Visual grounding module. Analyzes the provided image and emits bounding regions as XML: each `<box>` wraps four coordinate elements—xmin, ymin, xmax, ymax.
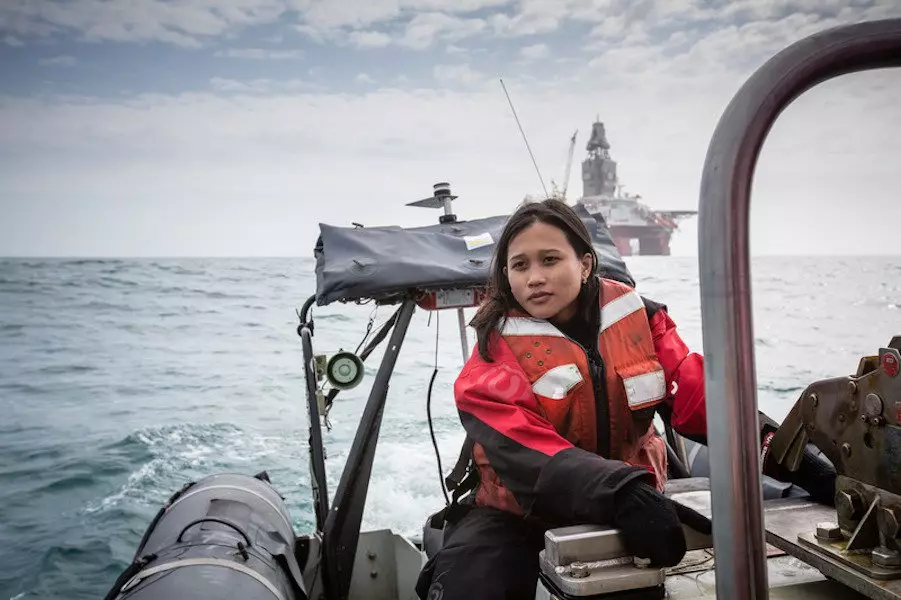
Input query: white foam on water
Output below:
<box><xmin>82</xmin><ymin>423</ymin><xmax>293</xmax><ymax>515</ymax></box>
<box><xmin>358</xmin><ymin>430</ymin><xmax>467</xmax><ymax>539</ymax></box>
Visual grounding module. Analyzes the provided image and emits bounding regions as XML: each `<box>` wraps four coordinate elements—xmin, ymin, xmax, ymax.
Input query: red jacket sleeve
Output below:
<box><xmin>647</xmin><ymin>307</ymin><xmax>707</xmax><ymax>440</ymax></box>
<box><xmin>455</xmin><ymin>335</ymin><xmax>649</xmax><ymax>525</ymax></box>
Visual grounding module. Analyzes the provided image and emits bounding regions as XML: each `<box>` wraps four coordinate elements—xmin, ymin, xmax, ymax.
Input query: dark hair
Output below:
<box><xmin>470</xmin><ymin>198</ymin><xmax>600</xmax><ymax>362</ymax></box>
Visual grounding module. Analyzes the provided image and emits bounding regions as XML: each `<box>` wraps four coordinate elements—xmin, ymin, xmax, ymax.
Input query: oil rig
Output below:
<box><xmin>574</xmin><ymin>120</ymin><xmax>697</xmax><ymax>256</ymax></box>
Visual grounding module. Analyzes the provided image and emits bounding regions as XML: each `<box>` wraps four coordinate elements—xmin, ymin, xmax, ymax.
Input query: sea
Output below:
<box><xmin>0</xmin><ymin>255</ymin><xmax>898</xmax><ymax>599</ymax></box>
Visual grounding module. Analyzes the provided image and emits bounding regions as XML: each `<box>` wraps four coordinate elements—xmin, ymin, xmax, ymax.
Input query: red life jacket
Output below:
<box><xmin>471</xmin><ymin>277</ymin><xmax>669</xmax><ymax>515</ymax></box>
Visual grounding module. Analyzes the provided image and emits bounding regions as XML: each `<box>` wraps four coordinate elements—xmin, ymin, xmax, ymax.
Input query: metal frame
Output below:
<box><xmin>698</xmin><ymin>18</ymin><xmax>901</xmax><ymax>599</ymax></box>
<box><xmin>300</xmin><ymin>296</ymin><xmax>417</xmax><ymax>600</ymax></box>
<box><xmin>299</xmin><ymin>274</ymin><xmax>476</xmax><ymax>600</ymax></box>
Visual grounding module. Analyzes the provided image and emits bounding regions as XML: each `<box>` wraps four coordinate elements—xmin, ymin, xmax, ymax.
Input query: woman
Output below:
<box><xmin>415</xmin><ymin>198</ymin><xmax>836</xmax><ymax>600</ymax></box>
<box><xmin>415</xmin><ymin>199</ymin><xmax>710</xmax><ymax>599</ymax></box>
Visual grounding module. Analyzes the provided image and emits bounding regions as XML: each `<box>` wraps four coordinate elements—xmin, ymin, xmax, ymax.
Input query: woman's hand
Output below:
<box><xmin>611</xmin><ymin>479</ymin><xmax>703</xmax><ymax>567</ymax></box>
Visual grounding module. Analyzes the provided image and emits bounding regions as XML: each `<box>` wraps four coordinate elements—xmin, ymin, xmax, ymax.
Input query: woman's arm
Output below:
<box><xmin>643</xmin><ymin>299</ymin><xmax>707</xmax><ymax>442</ymax></box>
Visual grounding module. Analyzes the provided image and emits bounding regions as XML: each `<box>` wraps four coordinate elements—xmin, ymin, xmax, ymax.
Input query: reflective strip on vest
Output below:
<box><xmin>531</xmin><ymin>363</ymin><xmax>583</xmax><ymax>400</ymax></box>
<box><xmin>622</xmin><ymin>370</ymin><xmax>667</xmax><ymax>409</ymax></box>
<box><xmin>600</xmin><ymin>290</ymin><xmax>644</xmax><ymax>333</ymax></box>
<box><xmin>500</xmin><ymin>317</ymin><xmax>566</xmax><ymax>337</ymax></box>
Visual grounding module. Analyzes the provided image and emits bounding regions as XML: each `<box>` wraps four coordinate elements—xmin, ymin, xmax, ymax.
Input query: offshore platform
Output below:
<box><xmin>576</xmin><ymin>120</ymin><xmax>697</xmax><ymax>256</ymax></box>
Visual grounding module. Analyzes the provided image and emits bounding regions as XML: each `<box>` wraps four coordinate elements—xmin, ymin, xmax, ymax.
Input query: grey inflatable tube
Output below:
<box><xmin>681</xmin><ymin>438</ymin><xmax>808</xmax><ymax>500</ymax></box>
<box><xmin>105</xmin><ymin>472</ymin><xmax>307</xmax><ymax>600</ymax></box>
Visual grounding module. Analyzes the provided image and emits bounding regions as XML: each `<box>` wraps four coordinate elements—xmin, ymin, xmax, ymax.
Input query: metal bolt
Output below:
<box><xmin>874</xmin><ymin>416</ymin><xmax>886</xmax><ymax>427</ymax></box>
<box><xmin>842</xmin><ymin>443</ymin><xmax>852</xmax><ymax>458</ymax></box>
<box><xmin>872</xmin><ymin>547</ymin><xmax>901</xmax><ymax>568</ymax></box>
<box><xmin>836</xmin><ymin>489</ymin><xmax>864</xmax><ymax>521</ymax></box>
<box><xmin>816</xmin><ymin>522</ymin><xmax>843</xmax><ymax>541</ymax></box>
<box><xmin>861</xmin><ymin>414</ymin><xmax>870</xmax><ymax>424</ymax></box>
<box><xmin>569</xmin><ymin>562</ymin><xmax>591</xmax><ymax>578</ymax></box>
<box><xmin>848</xmin><ymin>380</ymin><xmax>859</xmax><ymax>394</ymax></box>
<box><xmin>808</xmin><ymin>393</ymin><xmax>819</xmax><ymax>408</ymax></box>
<box><xmin>880</xmin><ymin>507</ymin><xmax>901</xmax><ymax>539</ymax></box>
<box><xmin>839</xmin><ymin>413</ymin><xmax>846</xmax><ymax>422</ymax></box>
<box><xmin>370</xmin><ymin>570</ymin><xmax>378</xmax><ymax>578</ymax></box>
<box><xmin>865</xmin><ymin>393</ymin><xmax>885</xmax><ymax>417</ymax></box>
<box><xmin>367</xmin><ymin>551</ymin><xmax>376</xmax><ymax>560</ymax></box>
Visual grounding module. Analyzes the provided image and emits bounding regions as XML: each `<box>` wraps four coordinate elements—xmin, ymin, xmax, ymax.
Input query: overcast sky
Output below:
<box><xmin>1</xmin><ymin>0</ymin><xmax>899</xmax><ymax>257</ymax></box>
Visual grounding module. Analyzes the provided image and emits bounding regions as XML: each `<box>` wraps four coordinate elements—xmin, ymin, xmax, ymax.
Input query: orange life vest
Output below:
<box><xmin>472</xmin><ymin>277</ymin><xmax>669</xmax><ymax>515</ymax></box>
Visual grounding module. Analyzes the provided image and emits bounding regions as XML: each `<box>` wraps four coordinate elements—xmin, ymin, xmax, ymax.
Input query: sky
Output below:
<box><xmin>1</xmin><ymin>0</ymin><xmax>900</xmax><ymax>257</ymax></box>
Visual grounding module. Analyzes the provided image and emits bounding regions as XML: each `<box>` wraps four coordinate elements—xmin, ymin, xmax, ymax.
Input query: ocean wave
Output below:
<box><xmin>153</xmin><ymin>285</ymin><xmax>253</xmax><ymax>300</ymax></box>
<box><xmin>63</xmin><ymin>259</ymin><xmax>126</xmax><ymax>267</ymax></box>
<box><xmin>97</xmin><ymin>276</ymin><xmax>139</xmax><ymax>288</ymax></box>
<box><xmin>78</xmin><ymin>300</ymin><xmax>135</xmax><ymax>312</ymax></box>
<box><xmin>82</xmin><ymin>423</ymin><xmax>289</xmax><ymax>515</ymax></box>
<box><xmin>148</xmin><ymin>263</ymin><xmax>208</xmax><ymax>276</ymax></box>
<box><xmin>29</xmin><ymin>364</ymin><xmax>97</xmax><ymax>376</ymax></box>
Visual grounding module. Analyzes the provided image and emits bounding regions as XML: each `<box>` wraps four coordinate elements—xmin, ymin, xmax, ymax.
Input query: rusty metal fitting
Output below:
<box><xmin>569</xmin><ymin>562</ymin><xmax>591</xmax><ymax>578</ymax></box>
<box><xmin>880</xmin><ymin>507</ymin><xmax>901</xmax><ymax>539</ymax></box>
<box><xmin>816</xmin><ymin>522</ymin><xmax>843</xmax><ymax>541</ymax></box>
<box><xmin>836</xmin><ymin>489</ymin><xmax>864</xmax><ymax>521</ymax></box>
<box><xmin>872</xmin><ymin>547</ymin><xmax>901</xmax><ymax>568</ymax></box>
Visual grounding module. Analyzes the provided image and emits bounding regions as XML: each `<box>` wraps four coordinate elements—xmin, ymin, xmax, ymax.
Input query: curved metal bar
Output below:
<box><xmin>698</xmin><ymin>18</ymin><xmax>901</xmax><ymax>599</ymax></box>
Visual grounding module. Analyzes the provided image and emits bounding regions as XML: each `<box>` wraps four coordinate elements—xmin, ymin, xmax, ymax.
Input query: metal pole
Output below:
<box><xmin>457</xmin><ymin>307</ymin><xmax>469</xmax><ymax>362</ymax></box>
<box><xmin>298</xmin><ymin>294</ymin><xmax>330</xmax><ymax>533</ymax></box>
<box><xmin>300</xmin><ymin>325</ymin><xmax>329</xmax><ymax>532</ymax></box>
<box><xmin>698</xmin><ymin>18</ymin><xmax>901</xmax><ymax>600</ymax></box>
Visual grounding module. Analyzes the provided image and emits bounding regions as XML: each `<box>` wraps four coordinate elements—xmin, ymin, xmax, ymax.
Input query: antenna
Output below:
<box><xmin>499</xmin><ymin>77</ymin><xmax>549</xmax><ymax>199</ymax></box>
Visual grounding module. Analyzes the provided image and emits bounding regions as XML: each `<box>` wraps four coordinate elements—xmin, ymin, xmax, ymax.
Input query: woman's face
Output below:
<box><xmin>506</xmin><ymin>221</ymin><xmax>592</xmax><ymax>322</ymax></box>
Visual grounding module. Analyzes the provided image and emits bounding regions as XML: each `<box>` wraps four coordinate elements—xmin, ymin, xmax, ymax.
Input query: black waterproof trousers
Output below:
<box><xmin>415</xmin><ymin>506</ymin><xmax>547</xmax><ymax>600</ymax></box>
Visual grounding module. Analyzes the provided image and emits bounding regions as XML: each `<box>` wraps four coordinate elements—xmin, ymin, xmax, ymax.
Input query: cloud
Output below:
<box><xmin>488</xmin><ymin>10</ymin><xmax>561</xmax><ymax>37</ymax></box>
<box><xmin>399</xmin><ymin>12</ymin><xmax>488</xmax><ymax>49</ymax></box>
<box><xmin>348</xmin><ymin>29</ymin><xmax>392</xmax><ymax>48</ymax></box>
<box><xmin>432</xmin><ymin>63</ymin><xmax>487</xmax><ymax>86</ymax></box>
<box><xmin>0</xmin><ymin>0</ymin><xmax>514</xmax><ymax>48</ymax></box>
<box><xmin>519</xmin><ymin>43</ymin><xmax>548</xmax><ymax>60</ymax></box>
<box><xmin>1</xmin><ymin>0</ymin><xmax>900</xmax><ymax>257</ymax></box>
<box><xmin>4</xmin><ymin>73</ymin><xmax>898</xmax><ymax>257</ymax></box>
<box><xmin>0</xmin><ymin>0</ymin><xmax>288</xmax><ymax>46</ymax></box>
<box><xmin>214</xmin><ymin>48</ymin><xmax>305</xmax><ymax>59</ymax></box>
<box><xmin>4</xmin><ymin>34</ymin><xmax>24</xmax><ymax>46</ymax></box>
<box><xmin>296</xmin><ymin>10</ymin><xmax>493</xmax><ymax>50</ymax></box>
<box><xmin>38</xmin><ymin>54</ymin><xmax>77</xmax><ymax>67</ymax></box>
<box><xmin>208</xmin><ymin>76</ymin><xmax>324</xmax><ymax>93</ymax></box>
<box><xmin>295</xmin><ymin>0</ymin><xmax>510</xmax><ymax>34</ymax></box>
<box><xmin>3</xmin><ymin>0</ymin><xmax>897</xmax><ymax>53</ymax></box>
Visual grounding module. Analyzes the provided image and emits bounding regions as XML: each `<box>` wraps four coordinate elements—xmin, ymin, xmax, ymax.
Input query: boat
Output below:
<box><xmin>104</xmin><ymin>18</ymin><xmax>901</xmax><ymax>600</ymax></box>
<box><xmin>577</xmin><ymin>120</ymin><xmax>697</xmax><ymax>257</ymax></box>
